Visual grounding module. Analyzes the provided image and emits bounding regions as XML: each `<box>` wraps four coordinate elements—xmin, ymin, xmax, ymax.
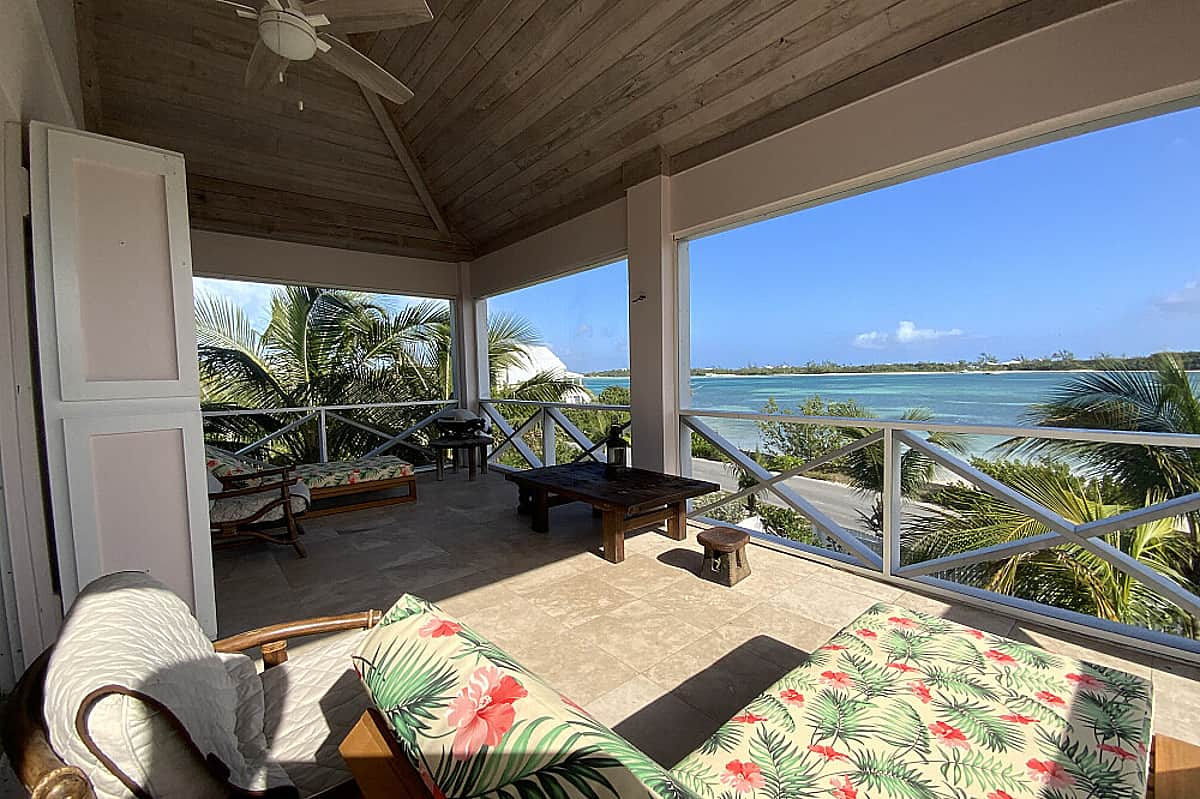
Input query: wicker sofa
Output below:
<box><xmin>206</xmin><ymin>446</ymin><xmax>417</xmax><ymax>517</ymax></box>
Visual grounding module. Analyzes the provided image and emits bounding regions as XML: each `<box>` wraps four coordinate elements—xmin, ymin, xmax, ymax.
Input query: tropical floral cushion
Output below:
<box><xmin>672</xmin><ymin>602</ymin><xmax>1154</xmax><ymax>799</ymax></box>
<box><xmin>353</xmin><ymin>594</ymin><xmax>698</xmax><ymax>799</ymax></box>
<box><xmin>291</xmin><ymin>456</ymin><xmax>413</xmax><ymax>490</ymax></box>
<box><xmin>205</xmin><ymin>445</ymin><xmax>260</xmax><ymax>478</ymax></box>
<box><xmin>209</xmin><ymin>480</ymin><xmax>310</xmax><ymax>524</ymax></box>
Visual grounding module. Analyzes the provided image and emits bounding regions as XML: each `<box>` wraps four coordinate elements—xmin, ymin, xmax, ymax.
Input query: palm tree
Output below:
<box><xmin>906</xmin><ymin>472</ymin><xmax>1198</xmax><ymax>638</ymax></box>
<box><xmin>196</xmin><ymin>286</ymin><xmax>582</xmax><ymax>463</ymax></box>
<box><xmin>1004</xmin><ymin>352</ymin><xmax>1200</xmax><ymax>504</ymax></box>
<box><xmin>839</xmin><ymin>408</ymin><xmax>969</xmax><ymax>532</ymax></box>
<box><xmin>1001</xmin><ymin>352</ymin><xmax>1200</xmax><ymax>581</ymax></box>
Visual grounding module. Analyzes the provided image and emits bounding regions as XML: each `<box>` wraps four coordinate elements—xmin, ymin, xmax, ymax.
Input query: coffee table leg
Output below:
<box><xmin>667</xmin><ymin>501</ymin><xmax>687</xmax><ymax>541</ymax></box>
<box><xmin>532</xmin><ymin>489</ymin><xmax>550</xmax><ymax>533</ymax></box>
<box><xmin>517</xmin><ymin>486</ymin><xmax>531</xmax><ymax>515</ymax></box>
<box><xmin>436</xmin><ymin>449</ymin><xmax>445</xmax><ymax>481</ymax></box>
<box><xmin>602</xmin><ymin>510</ymin><xmax>625</xmax><ymax>563</ymax></box>
<box><xmin>468</xmin><ymin>445</ymin><xmax>477</xmax><ymax>481</ymax></box>
<box><xmin>479</xmin><ymin>444</ymin><xmax>488</xmax><ymax>474</ymax></box>
<box><xmin>452</xmin><ymin>448</ymin><xmax>459</xmax><ymax>474</ymax></box>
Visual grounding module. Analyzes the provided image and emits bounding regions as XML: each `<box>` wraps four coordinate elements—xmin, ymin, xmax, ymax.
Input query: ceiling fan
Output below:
<box><xmin>216</xmin><ymin>0</ymin><xmax>432</xmax><ymax>105</ymax></box>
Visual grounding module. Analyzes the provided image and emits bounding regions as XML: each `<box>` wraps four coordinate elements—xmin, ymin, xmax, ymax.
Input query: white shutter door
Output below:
<box><xmin>29</xmin><ymin>122</ymin><xmax>215</xmax><ymax>635</ymax></box>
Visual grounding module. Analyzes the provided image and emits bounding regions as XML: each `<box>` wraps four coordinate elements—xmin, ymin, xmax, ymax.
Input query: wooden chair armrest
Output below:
<box><xmin>2</xmin><ymin>649</ymin><xmax>96</xmax><ymax>798</ymax></box>
<box><xmin>213</xmin><ymin>610</ymin><xmax>382</xmax><ymax>667</ymax></box>
<box><xmin>209</xmin><ymin>477</ymin><xmax>299</xmax><ymax>501</ymax></box>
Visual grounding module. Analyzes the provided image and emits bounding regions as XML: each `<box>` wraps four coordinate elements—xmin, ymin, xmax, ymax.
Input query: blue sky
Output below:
<box><xmin>198</xmin><ymin>104</ymin><xmax>1200</xmax><ymax>373</ymax></box>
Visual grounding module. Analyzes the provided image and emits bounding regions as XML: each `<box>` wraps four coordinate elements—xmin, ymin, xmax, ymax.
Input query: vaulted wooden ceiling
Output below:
<box><xmin>80</xmin><ymin>0</ymin><xmax>1113</xmax><ymax>262</ymax></box>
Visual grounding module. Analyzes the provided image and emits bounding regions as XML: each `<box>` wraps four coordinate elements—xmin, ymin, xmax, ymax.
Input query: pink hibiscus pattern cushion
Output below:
<box><xmin>353</xmin><ymin>594</ymin><xmax>699</xmax><ymax>799</ymax></box>
<box><xmin>290</xmin><ymin>456</ymin><xmax>413</xmax><ymax>490</ymax></box>
<box><xmin>671</xmin><ymin>602</ymin><xmax>1154</xmax><ymax>799</ymax></box>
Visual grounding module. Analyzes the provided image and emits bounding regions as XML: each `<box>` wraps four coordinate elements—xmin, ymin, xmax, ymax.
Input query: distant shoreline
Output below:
<box><xmin>584</xmin><ymin>368</ymin><xmax>1199</xmax><ymax>380</ymax></box>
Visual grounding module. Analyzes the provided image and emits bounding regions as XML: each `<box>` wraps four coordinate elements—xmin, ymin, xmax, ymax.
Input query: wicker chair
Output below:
<box><xmin>1</xmin><ymin>573</ymin><xmax>382</xmax><ymax>798</ymax></box>
<box><xmin>209</xmin><ymin>466</ymin><xmax>310</xmax><ymax>558</ymax></box>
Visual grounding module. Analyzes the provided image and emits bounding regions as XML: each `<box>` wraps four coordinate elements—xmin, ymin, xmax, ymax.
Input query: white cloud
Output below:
<box><xmin>575</xmin><ymin>323</ymin><xmax>594</xmax><ymax>338</ymax></box>
<box><xmin>852</xmin><ymin>320</ymin><xmax>963</xmax><ymax>348</ymax></box>
<box><xmin>1155</xmin><ymin>280</ymin><xmax>1200</xmax><ymax>315</ymax></box>
<box><xmin>895</xmin><ymin>319</ymin><xmax>963</xmax><ymax>343</ymax></box>
<box><xmin>853</xmin><ymin>330</ymin><xmax>888</xmax><ymax>349</ymax></box>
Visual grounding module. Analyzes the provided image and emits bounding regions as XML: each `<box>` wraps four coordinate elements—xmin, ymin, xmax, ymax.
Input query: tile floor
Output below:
<box><xmin>214</xmin><ymin>471</ymin><xmax>1200</xmax><ymax>766</ymax></box>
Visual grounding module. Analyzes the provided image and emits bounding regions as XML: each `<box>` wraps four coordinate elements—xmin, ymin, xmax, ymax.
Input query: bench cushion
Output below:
<box><xmin>672</xmin><ymin>602</ymin><xmax>1154</xmax><ymax>799</ymax></box>
<box><xmin>353</xmin><ymin>594</ymin><xmax>694</xmax><ymax>799</ymax></box>
<box><xmin>291</xmin><ymin>456</ymin><xmax>413</xmax><ymax>490</ymax></box>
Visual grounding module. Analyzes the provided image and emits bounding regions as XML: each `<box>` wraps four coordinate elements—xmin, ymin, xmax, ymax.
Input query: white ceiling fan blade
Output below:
<box><xmin>303</xmin><ymin>0</ymin><xmax>432</xmax><ymax>32</ymax></box>
<box><xmin>316</xmin><ymin>34</ymin><xmax>414</xmax><ymax>105</ymax></box>
<box><xmin>245</xmin><ymin>39</ymin><xmax>291</xmax><ymax>90</ymax></box>
<box><xmin>265</xmin><ymin>0</ymin><xmax>284</xmax><ymax>9</ymax></box>
<box><xmin>215</xmin><ymin>0</ymin><xmax>258</xmax><ymax>19</ymax></box>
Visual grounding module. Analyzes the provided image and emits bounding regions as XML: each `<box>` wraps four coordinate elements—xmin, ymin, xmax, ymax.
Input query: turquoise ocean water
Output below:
<box><xmin>582</xmin><ymin>371</ymin><xmax>1186</xmax><ymax>458</ymax></box>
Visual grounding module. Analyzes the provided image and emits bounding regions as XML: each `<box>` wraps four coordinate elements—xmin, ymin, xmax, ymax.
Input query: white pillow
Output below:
<box><xmin>44</xmin><ymin>571</ymin><xmax>294</xmax><ymax>798</ymax></box>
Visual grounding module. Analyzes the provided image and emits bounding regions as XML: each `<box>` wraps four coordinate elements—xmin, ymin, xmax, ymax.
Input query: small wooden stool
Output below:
<box><xmin>697</xmin><ymin>527</ymin><xmax>751</xmax><ymax>587</ymax></box>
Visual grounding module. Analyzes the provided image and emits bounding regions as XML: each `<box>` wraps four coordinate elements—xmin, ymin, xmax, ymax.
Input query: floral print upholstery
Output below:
<box><xmin>205</xmin><ymin>446</ymin><xmax>262</xmax><ymax>480</ymax></box>
<box><xmin>673</xmin><ymin>602</ymin><xmax>1153</xmax><ymax>799</ymax></box>
<box><xmin>355</xmin><ymin>597</ymin><xmax>1154</xmax><ymax>799</ymax></box>
<box><xmin>354</xmin><ymin>594</ymin><xmax>697</xmax><ymax>799</ymax></box>
<box><xmin>209</xmin><ymin>480</ymin><xmax>310</xmax><ymax>524</ymax></box>
<box><xmin>290</xmin><ymin>456</ymin><xmax>413</xmax><ymax>490</ymax></box>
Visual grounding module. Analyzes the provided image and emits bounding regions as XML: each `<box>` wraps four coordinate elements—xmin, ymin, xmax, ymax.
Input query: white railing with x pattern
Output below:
<box><xmin>682</xmin><ymin>407</ymin><xmax>1200</xmax><ymax>660</ymax></box>
<box><xmin>479</xmin><ymin>399</ymin><xmax>631</xmax><ymax>471</ymax></box>
<box><xmin>202</xmin><ymin>400</ymin><xmax>456</xmax><ymax>464</ymax></box>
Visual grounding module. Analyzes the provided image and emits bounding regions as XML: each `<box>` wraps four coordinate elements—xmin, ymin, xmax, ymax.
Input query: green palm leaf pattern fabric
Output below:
<box><xmin>673</xmin><ymin>603</ymin><xmax>1153</xmax><ymax>799</ymax></box>
<box><xmin>354</xmin><ymin>594</ymin><xmax>698</xmax><ymax>799</ymax></box>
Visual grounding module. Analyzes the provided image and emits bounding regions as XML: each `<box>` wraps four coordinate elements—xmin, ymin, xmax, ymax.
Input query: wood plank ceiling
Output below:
<box><xmin>82</xmin><ymin>0</ymin><xmax>1115</xmax><ymax>262</ymax></box>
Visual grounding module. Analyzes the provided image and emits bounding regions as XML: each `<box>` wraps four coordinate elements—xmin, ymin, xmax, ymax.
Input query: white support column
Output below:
<box><xmin>626</xmin><ymin>175</ymin><xmax>681</xmax><ymax>474</ymax></box>
<box><xmin>452</xmin><ymin>262</ymin><xmax>489</xmax><ymax>412</ymax></box>
<box><xmin>676</xmin><ymin>240</ymin><xmax>692</xmax><ymax>478</ymax></box>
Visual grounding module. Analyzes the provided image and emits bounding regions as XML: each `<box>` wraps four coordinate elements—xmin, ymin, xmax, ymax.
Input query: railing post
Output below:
<box><xmin>317</xmin><ymin>408</ymin><xmax>328</xmax><ymax>464</ymax></box>
<box><xmin>542</xmin><ymin>407</ymin><xmax>556</xmax><ymax>466</ymax></box>
<box><xmin>882</xmin><ymin>428</ymin><xmax>901</xmax><ymax>577</ymax></box>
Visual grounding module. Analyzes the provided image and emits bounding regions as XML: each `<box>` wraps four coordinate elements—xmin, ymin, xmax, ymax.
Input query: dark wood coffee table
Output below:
<box><xmin>504</xmin><ymin>462</ymin><xmax>719</xmax><ymax>563</ymax></box>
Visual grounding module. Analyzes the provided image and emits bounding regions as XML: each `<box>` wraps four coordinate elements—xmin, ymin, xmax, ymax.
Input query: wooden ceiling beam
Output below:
<box><xmin>73</xmin><ymin>0</ymin><xmax>104</xmax><ymax>130</ymax></box>
<box><xmin>360</xmin><ymin>87</ymin><xmax>456</xmax><ymax>241</ymax></box>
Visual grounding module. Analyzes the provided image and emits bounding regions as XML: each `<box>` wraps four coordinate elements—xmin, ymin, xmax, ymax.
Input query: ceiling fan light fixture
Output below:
<box><xmin>258</xmin><ymin>9</ymin><xmax>318</xmax><ymax>61</ymax></box>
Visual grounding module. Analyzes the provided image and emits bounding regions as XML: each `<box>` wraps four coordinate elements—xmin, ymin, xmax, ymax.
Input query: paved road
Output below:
<box><xmin>689</xmin><ymin>458</ymin><xmax>939</xmax><ymax>537</ymax></box>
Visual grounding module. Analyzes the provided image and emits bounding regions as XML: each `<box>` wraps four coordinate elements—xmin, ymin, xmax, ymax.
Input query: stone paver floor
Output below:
<box><xmin>214</xmin><ymin>472</ymin><xmax>1200</xmax><ymax>766</ymax></box>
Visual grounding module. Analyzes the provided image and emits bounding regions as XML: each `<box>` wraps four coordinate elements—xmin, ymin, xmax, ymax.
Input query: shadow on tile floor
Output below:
<box><xmin>613</xmin><ymin>636</ymin><xmax>810</xmax><ymax>767</ymax></box>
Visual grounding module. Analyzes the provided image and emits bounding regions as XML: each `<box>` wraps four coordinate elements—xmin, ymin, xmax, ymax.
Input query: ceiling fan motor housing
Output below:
<box><xmin>258</xmin><ymin>8</ymin><xmax>318</xmax><ymax>61</ymax></box>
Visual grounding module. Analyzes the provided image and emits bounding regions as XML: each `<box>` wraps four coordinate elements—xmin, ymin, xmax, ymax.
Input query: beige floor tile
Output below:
<box><xmin>767</xmin><ymin>580</ymin><xmax>881</xmax><ymax>628</ymax></box>
<box><xmin>644</xmin><ymin>633</ymin><xmax>797</xmax><ymax>723</ymax></box>
<box><xmin>579</xmin><ymin>554</ymin><xmax>689</xmax><ymax>598</ymax></box>
<box><xmin>526</xmin><ymin>571</ymin><xmax>639</xmax><ymax>628</ymax></box>
<box><xmin>457</xmin><ymin>594</ymin><xmax>566</xmax><ymax>658</ymax></box>
<box><xmin>1151</xmin><ymin>667</ymin><xmax>1200</xmax><ymax>745</ymax></box>
<box><xmin>418</xmin><ymin>573</ymin><xmax>521</xmax><ymax>617</ymax></box>
<box><xmin>514</xmin><ymin>634</ymin><xmax>639</xmax><ymax>705</ymax></box>
<box><xmin>639</xmin><ymin>574</ymin><xmax>759</xmax><ymax>632</ymax></box>
<box><xmin>586</xmin><ymin>676</ymin><xmax>721</xmax><ymax>766</ymax></box>
<box><xmin>572</xmin><ymin>599</ymin><xmax>707</xmax><ymax>671</ymax></box>
<box><xmin>712</xmin><ymin>605</ymin><xmax>838</xmax><ymax>670</ymax></box>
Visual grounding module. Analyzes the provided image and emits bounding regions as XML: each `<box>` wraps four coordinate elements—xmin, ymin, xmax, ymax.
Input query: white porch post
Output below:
<box><xmin>626</xmin><ymin>175</ymin><xmax>681</xmax><ymax>474</ymax></box>
<box><xmin>452</xmin><ymin>261</ymin><xmax>489</xmax><ymax>412</ymax></box>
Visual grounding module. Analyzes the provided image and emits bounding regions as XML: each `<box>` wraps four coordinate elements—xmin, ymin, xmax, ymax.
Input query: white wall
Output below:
<box><xmin>0</xmin><ymin>0</ymin><xmax>81</xmax><ymax>678</ymax></box>
<box><xmin>469</xmin><ymin>199</ymin><xmax>627</xmax><ymax>298</ymax></box>
<box><xmin>191</xmin><ymin>229</ymin><xmax>461</xmax><ymax>299</ymax></box>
